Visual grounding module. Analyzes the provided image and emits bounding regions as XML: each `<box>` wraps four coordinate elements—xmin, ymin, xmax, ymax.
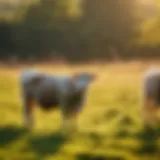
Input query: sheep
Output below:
<box><xmin>20</xmin><ymin>69</ymin><xmax>96</xmax><ymax>130</ymax></box>
<box><xmin>142</xmin><ymin>68</ymin><xmax>160</xmax><ymax>125</ymax></box>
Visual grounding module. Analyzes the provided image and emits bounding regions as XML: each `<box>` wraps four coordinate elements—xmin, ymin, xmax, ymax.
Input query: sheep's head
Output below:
<box><xmin>73</xmin><ymin>72</ymin><xmax>96</xmax><ymax>91</ymax></box>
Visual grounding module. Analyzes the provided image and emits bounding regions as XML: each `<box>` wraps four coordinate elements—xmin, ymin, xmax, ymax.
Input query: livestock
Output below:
<box><xmin>20</xmin><ymin>69</ymin><xmax>96</xmax><ymax>130</ymax></box>
<box><xmin>142</xmin><ymin>68</ymin><xmax>160</xmax><ymax>125</ymax></box>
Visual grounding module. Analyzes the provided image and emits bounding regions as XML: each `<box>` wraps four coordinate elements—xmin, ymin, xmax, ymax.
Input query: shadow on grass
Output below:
<box><xmin>114</xmin><ymin>129</ymin><xmax>133</xmax><ymax>139</ymax></box>
<box><xmin>76</xmin><ymin>153</ymin><xmax>126</xmax><ymax>160</ymax></box>
<box><xmin>134</xmin><ymin>126</ymin><xmax>160</xmax><ymax>156</ymax></box>
<box><xmin>29</xmin><ymin>131</ymin><xmax>67</xmax><ymax>158</ymax></box>
<box><xmin>114</xmin><ymin>116</ymin><xmax>136</xmax><ymax>139</ymax></box>
<box><xmin>104</xmin><ymin>109</ymin><xmax>120</xmax><ymax>121</ymax></box>
<box><xmin>0</xmin><ymin>125</ymin><xmax>28</xmax><ymax>147</ymax></box>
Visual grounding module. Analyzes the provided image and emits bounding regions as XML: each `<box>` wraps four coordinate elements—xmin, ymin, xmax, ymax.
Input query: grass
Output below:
<box><xmin>0</xmin><ymin>61</ymin><xmax>159</xmax><ymax>160</ymax></box>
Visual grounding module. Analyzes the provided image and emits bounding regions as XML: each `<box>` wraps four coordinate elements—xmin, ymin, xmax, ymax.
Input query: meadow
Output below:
<box><xmin>0</xmin><ymin>61</ymin><xmax>159</xmax><ymax>160</ymax></box>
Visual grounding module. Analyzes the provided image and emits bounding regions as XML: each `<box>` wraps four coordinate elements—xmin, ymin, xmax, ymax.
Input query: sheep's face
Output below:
<box><xmin>73</xmin><ymin>72</ymin><xmax>96</xmax><ymax>91</ymax></box>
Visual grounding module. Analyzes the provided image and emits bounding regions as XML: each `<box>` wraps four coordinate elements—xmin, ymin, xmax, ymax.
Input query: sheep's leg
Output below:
<box><xmin>23</xmin><ymin>97</ymin><xmax>35</xmax><ymax>129</ymax></box>
<box><xmin>60</xmin><ymin>97</ymin><xmax>80</xmax><ymax>133</ymax></box>
<box><xmin>69</xmin><ymin>109</ymin><xmax>79</xmax><ymax>131</ymax></box>
<box><xmin>142</xmin><ymin>98</ymin><xmax>158</xmax><ymax>126</ymax></box>
<box><xmin>59</xmin><ymin>101</ymin><xmax>68</xmax><ymax>132</ymax></box>
<box><xmin>71</xmin><ymin>116</ymin><xmax>78</xmax><ymax>132</ymax></box>
<box><xmin>142</xmin><ymin>98</ymin><xmax>151</xmax><ymax>124</ymax></box>
<box><xmin>61</xmin><ymin>109</ymin><xmax>72</xmax><ymax>132</ymax></box>
<box><xmin>66</xmin><ymin>112</ymin><xmax>79</xmax><ymax>132</ymax></box>
<box><xmin>60</xmin><ymin>114</ymin><xmax>70</xmax><ymax>134</ymax></box>
<box><xmin>60</xmin><ymin>106</ymin><xmax>75</xmax><ymax>133</ymax></box>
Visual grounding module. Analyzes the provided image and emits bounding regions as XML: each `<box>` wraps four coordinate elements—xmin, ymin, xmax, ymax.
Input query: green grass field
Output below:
<box><xmin>0</xmin><ymin>61</ymin><xmax>159</xmax><ymax>160</ymax></box>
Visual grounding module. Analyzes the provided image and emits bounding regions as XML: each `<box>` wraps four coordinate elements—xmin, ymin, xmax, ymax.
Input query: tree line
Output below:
<box><xmin>0</xmin><ymin>0</ymin><xmax>160</xmax><ymax>62</ymax></box>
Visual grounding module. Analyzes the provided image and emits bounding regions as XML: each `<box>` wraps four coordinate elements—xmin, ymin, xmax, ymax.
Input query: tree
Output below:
<box><xmin>139</xmin><ymin>0</ymin><xmax>160</xmax><ymax>46</ymax></box>
<box><xmin>0</xmin><ymin>0</ymin><xmax>139</xmax><ymax>61</ymax></box>
<box><xmin>79</xmin><ymin>0</ymin><xmax>137</xmax><ymax>59</ymax></box>
<box><xmin>13</xmin><ymin>0</ymin><xmax>81</xmax><ymax>59</ymax></box>
<box><xmin>0</xmin><ymin>21</ymin><xmax>14</xmax><ymax>57</ymax></box>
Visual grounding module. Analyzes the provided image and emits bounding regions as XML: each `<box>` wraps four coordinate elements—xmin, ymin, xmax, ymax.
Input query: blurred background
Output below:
<box><xmin>0</xmin><ymin>1</ymin><xmax>160</xmax><ymax>160</ymax></box>
<box><xmin>0</xmin><ymin>0</ymin><xmax>160</xmax><ymax>63</ymax></box>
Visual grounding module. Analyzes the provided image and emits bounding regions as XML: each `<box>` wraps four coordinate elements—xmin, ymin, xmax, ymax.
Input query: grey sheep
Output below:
<box><xmin>20</xmin><ymin>69</ymin><xmax>96</xmax><ymax>131</ymax></box>
<box><xmin>142</xmin><ymin>68</ymin><xmax>160</xmax><ymax>125</ymax></box>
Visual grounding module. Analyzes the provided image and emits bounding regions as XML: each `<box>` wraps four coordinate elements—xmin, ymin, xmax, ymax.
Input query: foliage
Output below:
<box><xmin>0</xmin><ymin>0</ymin><xmax>139</xmax><ymax>61</ymax></box>
<box><xmin>139</xmin><ymin>0</ymin><xmax>160</xmax><ymax>46</ymax></box>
